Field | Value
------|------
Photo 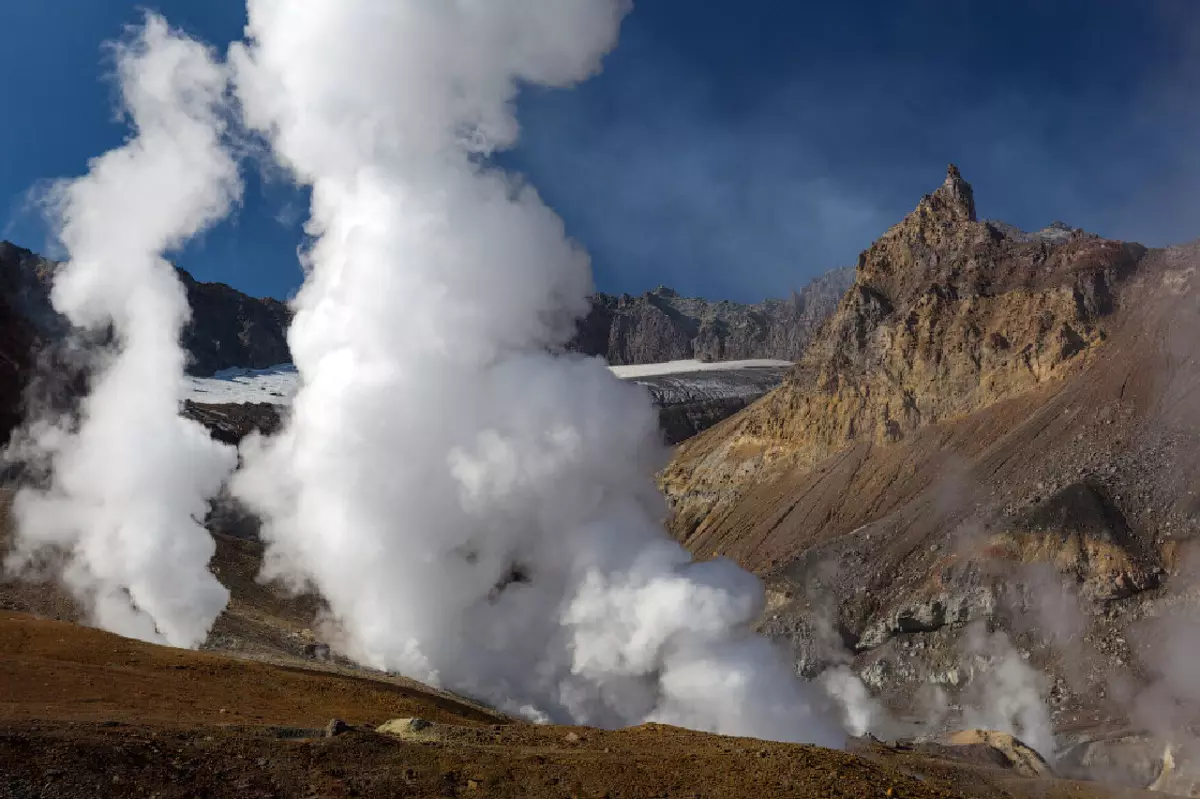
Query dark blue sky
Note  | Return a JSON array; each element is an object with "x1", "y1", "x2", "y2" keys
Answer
[{"x1": 4, "y1": 2, "x2": 1200, "y2": 302}]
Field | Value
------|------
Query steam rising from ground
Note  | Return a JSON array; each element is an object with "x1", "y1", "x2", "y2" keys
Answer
[
  {"x1": 4, "y1": 16, "x2": 241, "y2": 648},
  {"x1": 962, "y1": 627, "x2": 1055, "y2": 762},
  {"x1": 227, "y1": 0, "x2": 841, "y2": 744}
]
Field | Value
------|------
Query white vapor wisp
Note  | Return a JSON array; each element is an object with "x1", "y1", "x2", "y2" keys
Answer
[
  {"x1": 6, "y1": 16, "x2": 241, "y2": 648},
  {"x1": 230, "y1": 0, "x2": 842, "y2": 745}
]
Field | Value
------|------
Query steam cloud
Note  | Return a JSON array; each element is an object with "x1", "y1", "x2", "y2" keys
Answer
[
  {"x1": 5, "y1": 16, "x2": 241, "y2": 648},
  {"x1": 225, "y1": 0, "x2": 840, "y2": 745},
  {"x1": 962, "y1": 627, "x2": 1055, "y2": 762}
]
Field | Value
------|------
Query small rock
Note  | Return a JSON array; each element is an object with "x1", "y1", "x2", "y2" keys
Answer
[
  {"x1": 377, "y1": 718, "x2": 436, "y2": 740},
  {"x1": 325, "y1": 718, "x2": 350, "y2": 737},
  {"x1": 564, "y1": 731, "x2": 581, "y2": 743},
  {"x1": 467, "y1": 779, "x2": 480, "y2": 790}
]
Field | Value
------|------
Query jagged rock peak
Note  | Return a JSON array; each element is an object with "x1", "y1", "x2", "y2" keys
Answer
[{"x1": 927, "y1": 163, "x2": 977, "y2": 223}]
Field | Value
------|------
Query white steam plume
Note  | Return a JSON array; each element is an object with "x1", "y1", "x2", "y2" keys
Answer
[
  {"x1": 962, "y1": 627, "x2": 1055, "y2": 762},
  {"x1": 5, "y1": 16, "x2": 241, "y2": 648},
  {"x1": 230, "y1": 0, "x2": 842, "y2": 745}
]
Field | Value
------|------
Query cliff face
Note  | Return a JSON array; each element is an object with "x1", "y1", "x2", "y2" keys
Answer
[
  {"x1": 660, "y1": 167, "x2": 1200, "y2": 733},
  {"x1": 177, "y1": 270, "x2": 291, "y2": 376},
  {"x1": 571, "y1": 267, "x2": 854, "y2": 365}
]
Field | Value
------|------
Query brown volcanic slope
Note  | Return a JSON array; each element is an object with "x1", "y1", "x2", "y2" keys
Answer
[
  {"x1": 662, "y1": 167, "x2": 1200, "y2": 734},
  {"x1": 0, "y1": 611, "x2": 1154, "y2": 799}
]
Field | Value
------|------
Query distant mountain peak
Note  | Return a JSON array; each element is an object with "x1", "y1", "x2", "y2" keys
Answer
[{"x1": 572, "y1": 267, "x2": 856, "y2": 366}]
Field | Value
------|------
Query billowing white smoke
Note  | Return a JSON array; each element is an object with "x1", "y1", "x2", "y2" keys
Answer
[
  {"x1": 5, "y1": 16, "x2": 240, "y2": 648},
  {"x1": 229, "y1": 0, "x2": 842, "y2": 745}
]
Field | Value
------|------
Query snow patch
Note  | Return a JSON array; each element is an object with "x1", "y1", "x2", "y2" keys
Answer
[
  {"x1": 607, "y1": 359, "x2": 792, "y2": 379},
  {"x1": 184, "y1": 359, "x2": 792, "y2": 407}
]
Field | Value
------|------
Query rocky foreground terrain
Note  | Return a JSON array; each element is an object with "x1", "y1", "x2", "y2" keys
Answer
[
  {"x1": 0, "y1": 537, "x2": 1156, "y2": 799},
  {"x1": 663, "y1": 166, "x2": 1200, "y2": 790}
]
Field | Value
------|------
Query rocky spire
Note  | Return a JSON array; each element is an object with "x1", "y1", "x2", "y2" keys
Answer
[{"x1": 936, "y1": 163, "x2": 976, "y2": 222}]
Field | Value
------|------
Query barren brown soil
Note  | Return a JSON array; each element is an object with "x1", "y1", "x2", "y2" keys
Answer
[{"x1": 0, "y1": 612, "x2": 1156, "y2": 799}]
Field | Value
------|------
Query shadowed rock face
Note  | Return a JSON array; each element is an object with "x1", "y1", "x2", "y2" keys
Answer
[
  {"x1": 177, "y1": 270, "x2": 292, "y2": 377},
  {"x1": 0, "y1": 241, "x2": 293, "y2": 378},
  {"x1": 661, "y1": 165, "x2": 1200, "y2": 737},
  {"x1": 0, "y1": 243, "x2": 67, "y2": 447}
]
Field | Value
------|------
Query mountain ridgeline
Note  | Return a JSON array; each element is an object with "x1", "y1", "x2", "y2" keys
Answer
[
  {"x1": 0, "y1": 241, "x2": 851, "y2": 449},
  {"x1": 573, "y1": 269, "x2": 855, "y2": 365},
  {"x1": 0, "y1": 241, "x2": 850, "y2": 379}
]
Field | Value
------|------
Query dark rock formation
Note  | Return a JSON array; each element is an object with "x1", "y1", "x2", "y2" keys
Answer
[
  {"x1": 177, "y1": 270, "x2": 291, "y2": 377},
  {"x1": 0, "y1": 241, "x2": 292, "y2": 378},
  {"x1": 180, "y1": 401, "x2": 283, "y2": 446},
  {"x1": 0, "y1": 243, "x2": 70, "y2": 447}
]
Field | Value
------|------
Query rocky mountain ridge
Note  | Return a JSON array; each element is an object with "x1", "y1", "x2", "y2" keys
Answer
[
  {"x1": 572, "y1": 268, "x2": 855, "y2": 365},
  {"x1": 661, "y1": 166, "x2": 1200, "y2": 777},
  {"x1": 0, "y1": 241, "x2": 293, "y2": 379},
  {"x1": 0, "y1": 241, "x2": 850, "y2": 447},
  {"x1": 0, "y1": 241, "x2": 852, "y2": 379}
]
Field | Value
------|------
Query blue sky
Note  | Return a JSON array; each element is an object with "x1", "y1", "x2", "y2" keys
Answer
[{"x1": 3, "y1": 2, "x2": 1200, "y2": 303}]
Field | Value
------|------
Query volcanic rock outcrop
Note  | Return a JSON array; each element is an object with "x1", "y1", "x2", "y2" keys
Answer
[{"x1": 662, "y1": 166, "x2": 1200, "y2": 745}]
